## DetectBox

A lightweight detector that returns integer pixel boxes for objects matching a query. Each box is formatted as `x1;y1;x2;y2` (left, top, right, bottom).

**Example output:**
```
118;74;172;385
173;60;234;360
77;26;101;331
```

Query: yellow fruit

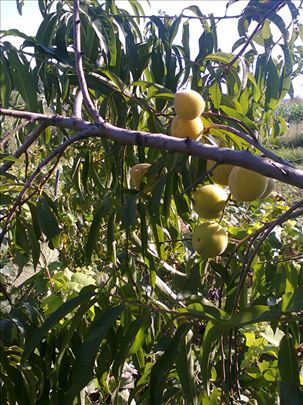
174;90;205;120
260;178;275;199
192;221;228;258
206;160;234;186
129;163;151;189
228;167;268;202
193;185;228;219
171;116;204;140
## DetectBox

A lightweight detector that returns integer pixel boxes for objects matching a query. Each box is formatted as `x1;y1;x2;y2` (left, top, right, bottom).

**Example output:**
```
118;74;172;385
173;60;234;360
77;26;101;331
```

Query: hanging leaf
278;334;302;405
36;197;60;244
85;196;112;263
150;324;192;405
65;305;124;404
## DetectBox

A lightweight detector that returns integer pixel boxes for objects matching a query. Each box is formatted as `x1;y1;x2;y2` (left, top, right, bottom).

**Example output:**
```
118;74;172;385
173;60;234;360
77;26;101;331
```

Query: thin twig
219;193;232;224
73;0;103;123
107;13;243;21
0;282;13;306
225;0;285;73
207;123;292;167
232;201;303;313
54;168;61;198
24;150;29;181
0;118;35;147
203;111;257;142
258;254;303;264
0;123;49;174
178;161;219;196
0;108;90;129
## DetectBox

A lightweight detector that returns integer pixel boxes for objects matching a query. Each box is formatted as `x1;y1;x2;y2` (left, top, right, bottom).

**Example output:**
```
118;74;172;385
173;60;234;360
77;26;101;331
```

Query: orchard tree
1;0;303;404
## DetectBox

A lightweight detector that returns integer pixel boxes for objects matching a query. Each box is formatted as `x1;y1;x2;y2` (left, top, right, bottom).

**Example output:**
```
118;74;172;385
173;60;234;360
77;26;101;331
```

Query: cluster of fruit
128;90;276;259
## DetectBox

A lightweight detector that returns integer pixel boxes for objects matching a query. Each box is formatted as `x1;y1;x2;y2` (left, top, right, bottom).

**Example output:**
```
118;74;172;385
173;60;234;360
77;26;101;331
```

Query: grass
277;147;303;168
274;122;303;149
270;99;303;169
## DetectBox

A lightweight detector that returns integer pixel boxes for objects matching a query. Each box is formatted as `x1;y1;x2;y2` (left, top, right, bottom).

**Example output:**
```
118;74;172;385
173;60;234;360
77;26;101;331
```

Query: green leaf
36;197;60;243
187;302;230;322
85;6;117;67
85;196;112;263
0;54;12;108
204;52;235;65
65;305;124;404
55;295;99;374
36;12;58;46
6;48;38;111
22;285;96;362
182;5;205;19
130;320;151;354
282;288;303;313
220;105;258;130
150;324;192;405
209;82;221;109
265;58;280;109
200;305;281;392
16;0;24;16
112;318;143;378
176;335;198;404
278;334;302;405
28;228;40;270
121;193;138;229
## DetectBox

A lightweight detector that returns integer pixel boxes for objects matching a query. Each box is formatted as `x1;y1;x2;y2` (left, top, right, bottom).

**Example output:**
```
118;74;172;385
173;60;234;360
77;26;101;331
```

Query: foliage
1;0;303;404
275;99;303;124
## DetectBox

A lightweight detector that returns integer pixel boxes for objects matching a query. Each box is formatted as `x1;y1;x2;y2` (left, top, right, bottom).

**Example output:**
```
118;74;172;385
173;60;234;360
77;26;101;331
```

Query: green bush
275;99;303;124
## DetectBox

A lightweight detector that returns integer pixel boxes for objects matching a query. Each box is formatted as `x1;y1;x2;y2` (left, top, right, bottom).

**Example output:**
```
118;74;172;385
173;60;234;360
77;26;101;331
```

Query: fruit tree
1;0;303;404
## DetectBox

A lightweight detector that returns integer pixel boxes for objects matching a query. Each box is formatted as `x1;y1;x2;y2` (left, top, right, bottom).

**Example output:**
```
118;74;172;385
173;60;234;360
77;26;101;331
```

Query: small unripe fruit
129;163;151;189
174;90;205;120
207;160;234;186
260;178;275;199
192;221;228;258
193;185;228;219
171;116;204;140
228;167;268;202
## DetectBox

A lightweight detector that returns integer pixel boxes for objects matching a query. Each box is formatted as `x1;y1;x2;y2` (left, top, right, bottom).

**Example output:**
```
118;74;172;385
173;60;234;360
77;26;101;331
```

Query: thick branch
1;108;303;188
1;121;303;245
73;89;83;119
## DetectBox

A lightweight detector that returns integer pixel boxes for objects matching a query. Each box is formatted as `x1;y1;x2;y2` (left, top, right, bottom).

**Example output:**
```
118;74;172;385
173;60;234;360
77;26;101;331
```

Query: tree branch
207;123;292;167
106;13;243;21
203;111;257;141
233;201;303;312
1;120;303;246
1;107;303;188
225;0;285;73
0;108;90;129
73;89;83;119
0;118;36;147
0;123;49;175
73;0;103;123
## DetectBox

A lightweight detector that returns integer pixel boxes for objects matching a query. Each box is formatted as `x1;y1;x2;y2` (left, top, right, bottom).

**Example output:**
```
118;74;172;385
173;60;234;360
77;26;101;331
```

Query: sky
1;0;302;96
